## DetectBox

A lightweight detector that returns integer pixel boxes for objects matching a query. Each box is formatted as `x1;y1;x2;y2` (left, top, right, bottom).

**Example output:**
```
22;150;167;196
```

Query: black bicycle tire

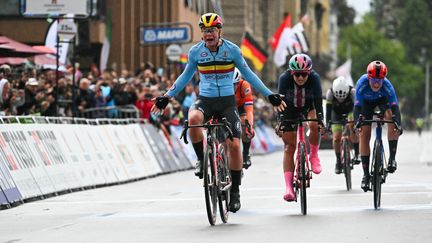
343;139;352;191
203;145;217;225
372;140;382;209
218;144;230;223
299;142;307;215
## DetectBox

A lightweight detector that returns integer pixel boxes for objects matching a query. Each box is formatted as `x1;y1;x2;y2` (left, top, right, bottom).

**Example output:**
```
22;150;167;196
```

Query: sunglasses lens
370;78;383;85
293;72;309;77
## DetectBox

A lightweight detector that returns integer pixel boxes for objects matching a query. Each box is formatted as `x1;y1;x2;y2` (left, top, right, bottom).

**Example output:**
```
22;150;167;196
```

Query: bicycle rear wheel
342;139;352;191
299;143;307;215
203;145;217;225
372;140;382;209
217;144;230;223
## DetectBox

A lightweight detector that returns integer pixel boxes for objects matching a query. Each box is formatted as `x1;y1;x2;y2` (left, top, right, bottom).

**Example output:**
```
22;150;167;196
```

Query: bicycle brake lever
180;120;189;144
222;118;234;141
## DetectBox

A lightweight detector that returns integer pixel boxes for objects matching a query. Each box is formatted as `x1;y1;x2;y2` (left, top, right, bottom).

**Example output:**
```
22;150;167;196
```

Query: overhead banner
139;23;193;45
22;0;90;17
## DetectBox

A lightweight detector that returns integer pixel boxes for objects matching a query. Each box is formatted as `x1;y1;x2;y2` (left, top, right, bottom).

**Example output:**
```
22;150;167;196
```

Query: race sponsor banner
251;125;268;154
168;133;193;169
101;125;148;179
0;157;22;204
125;124;162;176
71;125;116;185
0;187;8;205
92;125;129;182
261;125;283;152
82;126;122;184
0;125;51;198
170;125;196;163
56;125;100;187
140;124;177;173
157;128;185;171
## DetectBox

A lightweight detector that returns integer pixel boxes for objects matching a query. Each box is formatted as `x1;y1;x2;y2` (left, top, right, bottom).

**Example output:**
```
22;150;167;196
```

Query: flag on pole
272;21;310;67
269;14;291;51
335;59;354;86
241;32;268;71
45;20;69;67
100;11;112;73
292;22;309;53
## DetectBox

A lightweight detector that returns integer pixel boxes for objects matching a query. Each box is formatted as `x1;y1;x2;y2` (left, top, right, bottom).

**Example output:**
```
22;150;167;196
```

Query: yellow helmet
199;13;223;28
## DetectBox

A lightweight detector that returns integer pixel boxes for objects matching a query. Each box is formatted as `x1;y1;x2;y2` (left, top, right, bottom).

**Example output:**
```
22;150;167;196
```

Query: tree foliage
398;0;432;63
338;15;424;116
332;0;356;27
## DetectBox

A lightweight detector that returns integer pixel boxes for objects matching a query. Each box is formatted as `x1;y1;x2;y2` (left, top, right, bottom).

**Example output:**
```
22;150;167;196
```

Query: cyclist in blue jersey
353;60;402;192
276;53;324;202
151;13;286;213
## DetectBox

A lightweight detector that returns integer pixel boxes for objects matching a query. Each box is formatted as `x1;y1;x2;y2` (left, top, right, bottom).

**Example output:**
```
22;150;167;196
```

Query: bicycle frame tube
296;122;310;172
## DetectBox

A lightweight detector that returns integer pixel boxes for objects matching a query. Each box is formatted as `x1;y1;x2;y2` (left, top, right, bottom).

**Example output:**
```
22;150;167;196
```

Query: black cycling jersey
277;70;323;116
325;88;355;123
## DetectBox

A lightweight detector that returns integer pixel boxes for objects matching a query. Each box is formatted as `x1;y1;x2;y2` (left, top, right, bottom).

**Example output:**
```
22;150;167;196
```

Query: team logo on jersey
169;84;176;91
222;51;228;57
243;87;252;95
200;52;208;57
235;121;241;132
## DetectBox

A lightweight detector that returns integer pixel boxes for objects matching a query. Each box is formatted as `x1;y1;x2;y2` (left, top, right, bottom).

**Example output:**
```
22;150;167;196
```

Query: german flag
241;32;268;71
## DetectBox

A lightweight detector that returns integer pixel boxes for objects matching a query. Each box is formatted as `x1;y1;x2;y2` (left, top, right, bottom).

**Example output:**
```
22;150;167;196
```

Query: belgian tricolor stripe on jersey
197;61;235;74
241;31;268;71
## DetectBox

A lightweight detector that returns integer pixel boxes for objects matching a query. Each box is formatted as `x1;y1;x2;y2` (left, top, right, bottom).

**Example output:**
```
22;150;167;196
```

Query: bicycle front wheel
372;140;382;209
217;144;230;223
342;139;352;191
299;143;307;215
203;145;217;225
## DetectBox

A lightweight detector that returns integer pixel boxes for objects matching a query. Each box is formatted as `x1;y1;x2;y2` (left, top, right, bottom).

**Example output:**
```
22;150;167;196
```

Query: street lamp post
426;61;430;130
314;2;325;62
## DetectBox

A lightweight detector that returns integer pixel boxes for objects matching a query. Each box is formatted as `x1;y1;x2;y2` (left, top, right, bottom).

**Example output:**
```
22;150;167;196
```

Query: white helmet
332;76;350;100
233;68;241;84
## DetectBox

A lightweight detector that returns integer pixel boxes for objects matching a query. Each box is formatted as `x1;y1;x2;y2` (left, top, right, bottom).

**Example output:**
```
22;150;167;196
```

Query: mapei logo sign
139;24;192;45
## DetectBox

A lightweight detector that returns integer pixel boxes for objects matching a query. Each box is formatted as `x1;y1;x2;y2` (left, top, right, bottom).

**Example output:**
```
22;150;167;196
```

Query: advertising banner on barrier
92;126;129;182
56;125;100;187
24;127;69;193
140;124;178;173
169;133;193;168
83;126;122;184
125;124;162;176
0;157;22;204
251;125;268;154
101;125;149;180
0;125;53;199
170;126;196;164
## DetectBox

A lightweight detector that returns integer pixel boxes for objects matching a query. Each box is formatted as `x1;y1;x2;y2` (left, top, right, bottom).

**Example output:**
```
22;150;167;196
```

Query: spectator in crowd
75;78;96;117
135;85;153;120
17;78;39;115
181;83;196;120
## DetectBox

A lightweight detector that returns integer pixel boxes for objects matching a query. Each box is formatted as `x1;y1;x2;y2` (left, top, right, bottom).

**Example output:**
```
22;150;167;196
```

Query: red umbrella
0;36;52;57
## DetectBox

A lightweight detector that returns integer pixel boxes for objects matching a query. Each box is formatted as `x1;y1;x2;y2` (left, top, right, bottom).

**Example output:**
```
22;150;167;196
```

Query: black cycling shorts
360;97;390;125
190;95;241;138
278;105;315;132
237;106;246;117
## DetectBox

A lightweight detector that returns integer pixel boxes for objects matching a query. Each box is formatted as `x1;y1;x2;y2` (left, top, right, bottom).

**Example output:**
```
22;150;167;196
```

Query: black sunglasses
292;72;309;78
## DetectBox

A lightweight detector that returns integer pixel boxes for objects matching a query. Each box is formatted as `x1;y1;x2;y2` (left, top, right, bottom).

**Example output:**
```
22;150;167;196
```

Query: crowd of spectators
0;61;276;128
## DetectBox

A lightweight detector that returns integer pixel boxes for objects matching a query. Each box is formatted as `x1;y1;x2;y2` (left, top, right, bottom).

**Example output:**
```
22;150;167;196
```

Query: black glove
325;122;331;133
317;112;324;126
155;96;170;110
354;119;362;130
392;115;403;134
268;94;283;106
